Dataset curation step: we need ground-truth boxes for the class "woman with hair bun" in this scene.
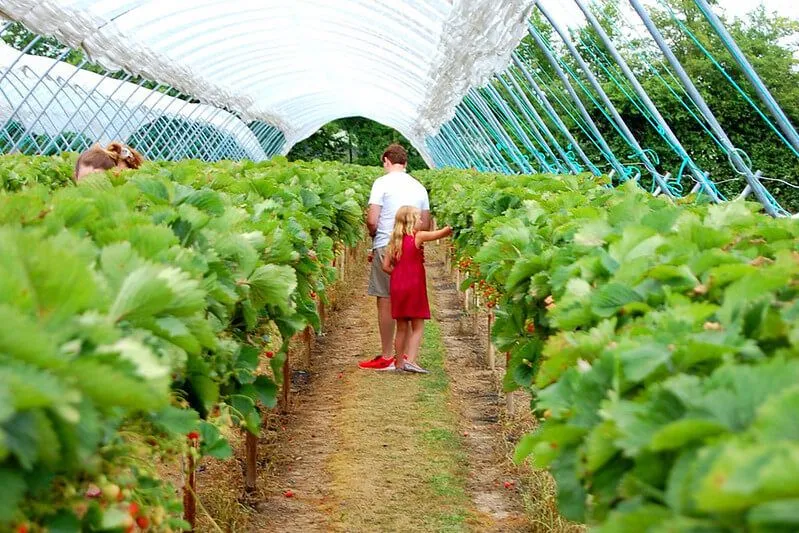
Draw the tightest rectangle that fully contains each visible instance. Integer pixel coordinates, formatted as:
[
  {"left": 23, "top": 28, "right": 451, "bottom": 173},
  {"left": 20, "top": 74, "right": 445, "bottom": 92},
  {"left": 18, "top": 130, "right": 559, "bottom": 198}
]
[{"left": 73, "top": 141, "right": 144, "bottom": 181}]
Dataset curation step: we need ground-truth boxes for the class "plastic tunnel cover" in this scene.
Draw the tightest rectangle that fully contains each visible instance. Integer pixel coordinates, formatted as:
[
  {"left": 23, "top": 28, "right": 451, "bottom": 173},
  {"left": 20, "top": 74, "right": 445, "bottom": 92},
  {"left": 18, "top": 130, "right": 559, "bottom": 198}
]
[{"left": 0, "top": 0, "right": 535, "bottom": 164}]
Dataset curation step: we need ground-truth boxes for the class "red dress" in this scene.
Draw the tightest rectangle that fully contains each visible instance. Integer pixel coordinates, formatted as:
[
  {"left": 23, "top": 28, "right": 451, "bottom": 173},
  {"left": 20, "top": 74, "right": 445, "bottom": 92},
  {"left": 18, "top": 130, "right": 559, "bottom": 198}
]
[{"left": 390, "top": 234, "right": 431, "bottom": 320}]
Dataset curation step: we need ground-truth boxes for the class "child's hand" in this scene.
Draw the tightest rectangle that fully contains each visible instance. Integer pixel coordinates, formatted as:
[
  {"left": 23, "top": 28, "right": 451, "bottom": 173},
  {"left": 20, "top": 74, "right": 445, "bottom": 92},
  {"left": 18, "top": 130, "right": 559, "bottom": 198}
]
[{"left": 443, "top": 226, "right": 453, "bottom": 237}]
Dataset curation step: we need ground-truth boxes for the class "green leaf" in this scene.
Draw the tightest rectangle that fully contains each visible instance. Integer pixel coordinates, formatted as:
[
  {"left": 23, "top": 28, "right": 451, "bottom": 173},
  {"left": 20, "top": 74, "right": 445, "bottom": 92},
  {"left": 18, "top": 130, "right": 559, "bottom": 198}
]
[
  {"left": 253, "top": 376, "right": 278, "bottom": 408},
  {"left": 71, "top": 359, "right": 167, "bottom": 411},
  {"left": 199, "top": 421, "right": 232, "bottom": 459},
  {"left": 248, "top": 264, "right": 298, "bottom": 312},
  {"left": 751, "top": 385, "right": 799, "bottom": 442},
  {"left": 597, "top": 504, "right": 672, "bottom": 533},
  {"left": 618, "top": 343, "right": 672, "bottom": 383},
  {"left": 649, "top": 419, "right": 728, "bottom": 451},
  {"left": 583, "top": 420, "right": 620, "bottom": 473},
  {"left": 0, "top": 306, "right": 61, "bottom": 369},
  {"left": 591, "top": 283, "right": 643, "bottom": 318},
  {"left": 0, "top": 467, "right": 25, "bottom": 522},
  {"left": 696, "top": 441, "right": 799, "bottom": 512},
  {"left": 44, "top": 510, "right": 82, "bottom": 533},
  {"left": 747, "top": 499, "right": 799, "bottom": 525},
  {"left": 152, "top": 406, "right": 199, "bottom": 436}
]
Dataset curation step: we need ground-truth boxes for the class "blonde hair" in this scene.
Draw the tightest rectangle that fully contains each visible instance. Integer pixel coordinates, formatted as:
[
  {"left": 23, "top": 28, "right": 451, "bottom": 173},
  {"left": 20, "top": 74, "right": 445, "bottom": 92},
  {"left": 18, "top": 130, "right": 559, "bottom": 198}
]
[
  {"left": 74, "top": 142, "right": 144, "bottom": 180},
  {"left": 388, "top": 206, "right": 421, "bottom": 261}
]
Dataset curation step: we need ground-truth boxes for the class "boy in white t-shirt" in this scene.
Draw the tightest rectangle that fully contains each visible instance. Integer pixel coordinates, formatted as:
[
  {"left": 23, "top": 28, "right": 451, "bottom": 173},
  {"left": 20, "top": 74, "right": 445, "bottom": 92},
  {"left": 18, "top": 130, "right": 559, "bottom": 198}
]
[{"left": 359, "top": 144, "right": 430, "bottom": 370}]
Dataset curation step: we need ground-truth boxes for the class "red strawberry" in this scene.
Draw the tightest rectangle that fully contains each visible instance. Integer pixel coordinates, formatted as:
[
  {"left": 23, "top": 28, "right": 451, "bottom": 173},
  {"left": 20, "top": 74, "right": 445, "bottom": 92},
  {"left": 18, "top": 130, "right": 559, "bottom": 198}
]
[
  {"left": 284, "top": 489, "right": 294, "bottom": 498},
  {"left": 136, "top": 516, "right": 149, "bottom": 529},
  {"left": 16, "top": 524, "right": 28, "bottom": 533},
  {"left": 525, "top": 321, "right": 535, "bottom": 333},
  {"left": 337, "top": 373, "right": 343, "bottom": 379},
  {"left": 128, "top": 502, "right": 140, "bottom": 517},
  {"left": 187, "top": 431, "right": 200, "bottom": 441},
  {"left": 265, "top": 351, "right": 275, "bottom": 358},
  {"left": 309, "top": 291, "right": 317, "bottom": 299},
  {"left": 503, "top": 481, "right": 514, "bottom": 489}
]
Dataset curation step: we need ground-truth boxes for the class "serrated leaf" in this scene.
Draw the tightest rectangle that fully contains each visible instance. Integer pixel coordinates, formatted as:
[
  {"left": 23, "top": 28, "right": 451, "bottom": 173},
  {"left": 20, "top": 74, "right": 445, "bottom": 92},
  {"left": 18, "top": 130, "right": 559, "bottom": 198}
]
[
  {"left": 650, "top": 419, "right": 728, "bottom": 451},
  {"left": 591, "top": 282, "right": 643, "bottom": 318},
  {"left": 199, "top": 421, "right": 232, "bottom": 459},
  {"left": 248, "top": 264, "right": 298, "bottom": 312},
  {"left": 152, "top": 406, "right": 199, "bottom": 436}
]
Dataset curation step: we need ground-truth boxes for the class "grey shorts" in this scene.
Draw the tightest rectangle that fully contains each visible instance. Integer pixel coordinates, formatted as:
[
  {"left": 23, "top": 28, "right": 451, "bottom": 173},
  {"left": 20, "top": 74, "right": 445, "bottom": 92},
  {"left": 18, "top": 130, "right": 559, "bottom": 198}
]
[{"left": 368, "top": 246, "right": 390, "bottom": 298}]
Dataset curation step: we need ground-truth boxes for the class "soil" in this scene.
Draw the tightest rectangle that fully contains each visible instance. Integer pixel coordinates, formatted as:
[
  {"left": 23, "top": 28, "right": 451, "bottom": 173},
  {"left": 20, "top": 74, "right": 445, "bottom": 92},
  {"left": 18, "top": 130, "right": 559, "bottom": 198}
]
[{"left": 194, "top": 244, "right": 535, "bottom": 532}]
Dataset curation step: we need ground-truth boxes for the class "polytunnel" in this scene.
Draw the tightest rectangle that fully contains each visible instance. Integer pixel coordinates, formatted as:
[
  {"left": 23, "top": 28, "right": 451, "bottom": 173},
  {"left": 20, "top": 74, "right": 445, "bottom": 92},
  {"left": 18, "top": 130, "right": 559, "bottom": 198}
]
[{"left": 0, "top": 0, "right": 798, "bottom": 215}]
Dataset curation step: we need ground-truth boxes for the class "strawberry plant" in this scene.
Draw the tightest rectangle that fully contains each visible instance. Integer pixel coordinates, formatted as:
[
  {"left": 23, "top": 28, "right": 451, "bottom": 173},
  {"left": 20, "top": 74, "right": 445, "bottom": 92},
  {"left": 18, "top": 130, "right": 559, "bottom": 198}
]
[
  {"left": 421, "top": 168, "right": 799, "bottom": 531},
  {"left": 0, "top": 156, "right": 379, "bottom": 529}
]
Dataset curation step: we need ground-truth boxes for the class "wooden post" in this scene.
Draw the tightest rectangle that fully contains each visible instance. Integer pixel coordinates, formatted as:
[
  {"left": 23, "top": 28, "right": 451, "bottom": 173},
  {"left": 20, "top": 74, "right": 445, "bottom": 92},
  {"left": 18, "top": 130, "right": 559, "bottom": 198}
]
[
  {"left": 244, "top": 431, "right": 258, "bottom": 493},
  {"left": 505, "top": 352, "right": 515, "bottom": 417},
  {"left": 317, "top": 300, "right": 327, "bottom": 331},
  {"left": 487, "top": 312, "right": 496, "bottom": 370},
  {"left": 472, "top": 293, "right": 479, "bottom": 336},
  {"left": 183, "top": 436, "right": 198, "bottom": 530},
  {"left": 282, "top": 351, "right": 291, "bottom": 413}
]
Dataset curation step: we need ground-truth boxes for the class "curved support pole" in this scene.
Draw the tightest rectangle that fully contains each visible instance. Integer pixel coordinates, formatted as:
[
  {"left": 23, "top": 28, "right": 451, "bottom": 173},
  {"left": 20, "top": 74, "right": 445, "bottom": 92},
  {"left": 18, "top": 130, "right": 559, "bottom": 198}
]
[
  {"left": 628, "top": 0, "right": 782, "bottom": 216},
  {"left": 498, "top": 71, "right": 576, "bottom": 174},
  {"left": 526, "top": 24, "right": 627, "bottom": 178},
  {"left": 694, "top": 0, "right": 799, "bottom": 157},
  {"left": 573, "top": 0, "right": 721, "bottom": 201},
  {"left": 537, "top": 2, "right": 674, "bottom": 197},
  {"left": 512, "top": 54, "right": 600, "bottom": 175}
]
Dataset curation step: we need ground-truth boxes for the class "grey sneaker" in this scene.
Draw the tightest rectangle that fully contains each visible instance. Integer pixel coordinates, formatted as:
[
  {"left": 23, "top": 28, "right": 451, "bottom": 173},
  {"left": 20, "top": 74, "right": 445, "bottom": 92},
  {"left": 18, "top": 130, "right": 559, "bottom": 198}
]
[{"left": 402, "top": 360, "right": 430, "bottom": 374}]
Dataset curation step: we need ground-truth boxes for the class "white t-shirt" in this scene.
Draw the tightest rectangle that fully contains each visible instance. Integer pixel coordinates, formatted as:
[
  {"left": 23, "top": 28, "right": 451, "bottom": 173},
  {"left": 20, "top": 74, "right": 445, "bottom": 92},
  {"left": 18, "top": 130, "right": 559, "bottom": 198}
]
[{"left": 368, "top": 171, "right": 430, "bottom": 249}]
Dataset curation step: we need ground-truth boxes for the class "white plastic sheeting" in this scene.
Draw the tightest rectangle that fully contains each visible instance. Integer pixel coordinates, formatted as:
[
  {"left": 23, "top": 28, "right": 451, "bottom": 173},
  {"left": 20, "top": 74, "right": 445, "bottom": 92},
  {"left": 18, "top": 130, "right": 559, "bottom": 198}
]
[
  {"left": 0, "top": 0, "right": 535, "bottom": 160},
  {"left": 0, "top": 42, "right": 269, "bottom": 159}
]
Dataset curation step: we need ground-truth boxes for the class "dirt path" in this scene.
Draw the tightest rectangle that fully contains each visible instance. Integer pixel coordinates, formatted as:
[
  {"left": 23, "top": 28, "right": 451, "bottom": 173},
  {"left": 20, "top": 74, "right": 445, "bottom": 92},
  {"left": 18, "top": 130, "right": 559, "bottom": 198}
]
[
  {"left": 200, "top": 246, "right": 530, "bottom": 532},
  {"left": 426, "top": 250, "right": 530, "bottom": 531}
]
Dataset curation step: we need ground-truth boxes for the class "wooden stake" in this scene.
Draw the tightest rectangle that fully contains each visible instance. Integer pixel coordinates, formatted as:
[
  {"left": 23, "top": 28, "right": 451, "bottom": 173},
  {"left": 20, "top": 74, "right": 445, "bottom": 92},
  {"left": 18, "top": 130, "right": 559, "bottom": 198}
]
[
  {"left": 183, "top": 436, "right": 198, "bottom": 530},
  {"left": 244, "top": 431, "right": 258, "bottom": 493},
  {"left": 505, "top": 351, "right": 515, "bottom": 417},
  {"left": 282, "top": 351, "right": 291, "bottom": 413},
  {"left": 487, "top": 312, "right": 496, "bottom": 370}
]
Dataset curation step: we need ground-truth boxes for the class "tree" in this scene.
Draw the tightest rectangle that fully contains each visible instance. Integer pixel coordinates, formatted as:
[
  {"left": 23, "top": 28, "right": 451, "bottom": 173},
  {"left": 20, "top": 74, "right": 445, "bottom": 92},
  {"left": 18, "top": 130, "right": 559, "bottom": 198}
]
[{"left": 288, "top": 118, "right": 427, "bottom": 171}]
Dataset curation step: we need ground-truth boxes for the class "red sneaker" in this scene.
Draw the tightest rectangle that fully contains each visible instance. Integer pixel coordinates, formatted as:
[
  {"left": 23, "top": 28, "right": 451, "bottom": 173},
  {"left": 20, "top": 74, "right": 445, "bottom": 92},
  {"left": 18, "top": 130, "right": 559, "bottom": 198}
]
[{"left": 358, "top": 356, "right": 396, "bottom": 371}]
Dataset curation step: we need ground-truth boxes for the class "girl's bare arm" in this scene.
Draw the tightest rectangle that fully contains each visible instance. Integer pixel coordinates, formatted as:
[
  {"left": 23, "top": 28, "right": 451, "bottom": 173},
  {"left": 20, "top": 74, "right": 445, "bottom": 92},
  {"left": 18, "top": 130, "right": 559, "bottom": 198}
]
[
  {"left": 415, "top": 226, "right": 453, "bottom": 246},
  {"left": 382, "top": 250, "right": 394, "bottom": 274}
]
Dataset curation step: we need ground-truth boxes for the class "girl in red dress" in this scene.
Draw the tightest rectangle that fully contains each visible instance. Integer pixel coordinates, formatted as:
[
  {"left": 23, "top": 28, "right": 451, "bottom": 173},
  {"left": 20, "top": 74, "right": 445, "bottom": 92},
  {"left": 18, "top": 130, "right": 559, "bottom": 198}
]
[{"left": 382, "top": 206, "right": 452, "bottom": 373}]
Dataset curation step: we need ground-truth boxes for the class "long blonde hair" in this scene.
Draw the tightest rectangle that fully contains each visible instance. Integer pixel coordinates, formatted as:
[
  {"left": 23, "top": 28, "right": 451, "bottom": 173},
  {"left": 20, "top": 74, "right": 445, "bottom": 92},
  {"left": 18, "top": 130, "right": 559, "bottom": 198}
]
[{"left": 388, "top": 206, "right": 421, "bottom": 261}]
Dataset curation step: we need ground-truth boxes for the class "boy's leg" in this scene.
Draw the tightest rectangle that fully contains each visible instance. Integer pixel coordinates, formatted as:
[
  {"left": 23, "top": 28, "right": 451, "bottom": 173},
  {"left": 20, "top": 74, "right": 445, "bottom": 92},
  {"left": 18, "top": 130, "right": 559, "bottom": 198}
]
[
  {"left": 405, "top": 319, "right": 426, "bottom": 363},
  {"left": 377, "top": 297, "right": 395, "bottom": 357},
  {"left": 366, "top": 246, "right": 394, "bottom": 358}
]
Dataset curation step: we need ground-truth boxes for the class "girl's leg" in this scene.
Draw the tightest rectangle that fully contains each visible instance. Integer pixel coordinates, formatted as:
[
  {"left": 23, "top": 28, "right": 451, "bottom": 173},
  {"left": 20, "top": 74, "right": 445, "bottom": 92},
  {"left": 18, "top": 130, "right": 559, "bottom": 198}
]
[
  {"left": 405, "top": 319, "right": 425, "bottom": 364},
  {"left": 394, "top": 319, "right": 409, "bottom": 363}
]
